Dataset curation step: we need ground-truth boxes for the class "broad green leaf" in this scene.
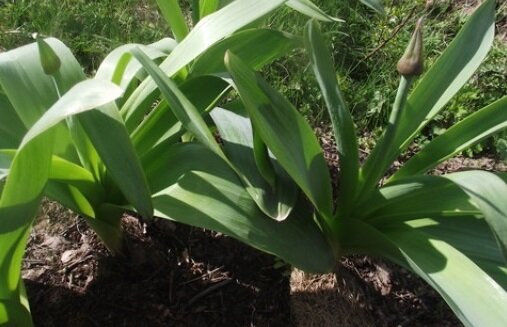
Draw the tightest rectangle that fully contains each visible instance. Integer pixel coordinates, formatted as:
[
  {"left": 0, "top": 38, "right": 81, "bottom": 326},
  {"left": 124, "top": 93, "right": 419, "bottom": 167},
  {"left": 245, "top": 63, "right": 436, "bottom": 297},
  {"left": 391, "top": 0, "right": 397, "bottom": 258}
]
[
  {"left": 0, "top": 94, "right": 24, "bottom": 149},
  {"left": 360, "top": 175, "right": 478, "bottom": 224},
  {"left": 383, "top": 226, "right": 507, "bottom": 327},
  {"left": 358, "top": 0, "right": 384, "bottom": 14},
  {"left": 225, "top": 51, "right": 333, "bottom": 218},
  {"left": 0, "top": 131, "right": 52, "bottom": 326},
  {"left": 155, "top": 0, "right": 189, "bottom": 42},
  {"left": 199, "top": 0, "right": 220, "bottom": 19},
  {"left": 305, "top": 20, "right": 359, "bottom": 217},
  {"left": 361, "top": 0, "right": 495, "bottom": 190},
  {"left": 159, "top": 0, "right": 285, "bottom": 75},
  {"left": 190, "top": 28, "right": 300, "bottom": 76},
  {"left": 445, "top": 171, "right": 507, "bottom": 263},
  {"left": 287, "top": 0, "right": 344, "bottom": 22},
  {"left": 95, "top": 39, "right": 176, "bottom": 89},
  {"left": 392, "top": 96, "right": 507, "bottom": 180},
  {"left": 406, "top": 216, "right": 507, "bottom": 289},
  {"left": 211, "top": 107, "right": 298, "bottom": 220},
  {"left": 0, "top": 38, "right": 84, "bottom": 161},
  {"left": 121, "top": 0, "right": 287, "bottom": 126},
  {"left": 0, "top": 150, "right": 102, "bottom": 207},
  {"left": 131, "top": 50, "right": 299, "bottom": 220},
  {"left": 341, "top": 218, "right": 507, "bottom": 327},
  {"left": 49, "top": 156, "right": 104, "bottom": 205},
  {"left": 20, "top": 79, "right": 124, "bottom": 149},
  {"left": 150, "top": 142, "right": 335, "bottom": 273}
]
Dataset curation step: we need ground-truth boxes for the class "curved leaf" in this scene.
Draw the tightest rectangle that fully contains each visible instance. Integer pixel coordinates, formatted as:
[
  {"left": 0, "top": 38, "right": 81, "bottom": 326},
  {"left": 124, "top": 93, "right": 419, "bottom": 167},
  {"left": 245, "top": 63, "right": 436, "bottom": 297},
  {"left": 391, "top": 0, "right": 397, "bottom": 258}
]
[
  {"left": 392, "top": 96, "right": 507, "bottom": 180},
  {"left": 95, "top": 38, "right": 176, "bottom": 89},
  {"left": 211, "top": 107, "right": 298, "bottom": 220},
  {"left": 405, "top": 216, "right": 507, "bottom": 289},
  {"left": 20, "top": 79, "right": 124, "bottom": 148},
  {"left": 383, "top": 226, "right": 507, "bottom": 327},
  {"left": 445, "top": 171, "right": 507, "bottom": 263},
  {"left": 360, "top": 175, "right": 478, "bottom": 224},
  {"left": 150, "top": 142, "right": 335, "bottom": 273}
]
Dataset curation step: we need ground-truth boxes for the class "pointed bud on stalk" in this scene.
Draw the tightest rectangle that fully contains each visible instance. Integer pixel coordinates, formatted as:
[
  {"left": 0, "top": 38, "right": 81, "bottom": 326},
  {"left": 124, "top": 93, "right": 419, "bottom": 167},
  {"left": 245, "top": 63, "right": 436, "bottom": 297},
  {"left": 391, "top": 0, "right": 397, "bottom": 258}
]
[
  {"left": 397, "top": 18, "right": 424, "bottom": 77},
  {"left": 36, "top": 34, "right": 61, "bottom": 76}
]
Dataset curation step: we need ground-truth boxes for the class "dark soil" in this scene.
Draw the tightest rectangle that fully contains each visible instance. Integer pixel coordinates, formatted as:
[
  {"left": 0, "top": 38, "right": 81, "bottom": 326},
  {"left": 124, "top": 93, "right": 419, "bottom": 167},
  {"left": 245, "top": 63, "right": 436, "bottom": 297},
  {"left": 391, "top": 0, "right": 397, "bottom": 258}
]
[{"left": 23, "top": 205, "right": 290, "bottom": 327}]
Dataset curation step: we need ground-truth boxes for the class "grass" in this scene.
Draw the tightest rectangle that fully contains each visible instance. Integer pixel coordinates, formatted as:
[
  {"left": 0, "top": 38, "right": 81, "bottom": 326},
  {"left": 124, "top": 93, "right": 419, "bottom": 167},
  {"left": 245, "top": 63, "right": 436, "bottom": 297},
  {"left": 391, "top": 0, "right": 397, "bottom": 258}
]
[
  {"left": 0, "top": 0, "right": 170, "bottom": 72},
  {"left": 1, "top": 0, "right": 505, "bottom": 157}
]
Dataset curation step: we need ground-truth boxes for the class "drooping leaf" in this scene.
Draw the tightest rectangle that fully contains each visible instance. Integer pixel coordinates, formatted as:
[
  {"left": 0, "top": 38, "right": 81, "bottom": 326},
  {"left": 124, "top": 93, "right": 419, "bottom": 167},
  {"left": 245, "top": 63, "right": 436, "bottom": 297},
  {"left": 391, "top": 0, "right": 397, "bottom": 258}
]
[
  {"left": 340, "top": 218, "right": 507, "bottom": 327},
  {"left": 445, "top": 171, "right": 507, "bottom": 263},
  {"left": 149, "top": 142, "right": 335, "bottom": 273},
  {"left": 360, "top": 175, "right": 478, "bottom": 224},
  {"left": 405, "top": 216, "right": 507, "bottom": 289},
  {"left": 95, "top": 38, "right": 176, "bottom": 89},
  {"left": 0, "top": 38, "right": 84, "bottom": 161},
  {"left": 19, "top": 79, "right": 124, "bottom": 149},
  {"left": 383, "top": 226, "right": 507, "bottom": 327}
]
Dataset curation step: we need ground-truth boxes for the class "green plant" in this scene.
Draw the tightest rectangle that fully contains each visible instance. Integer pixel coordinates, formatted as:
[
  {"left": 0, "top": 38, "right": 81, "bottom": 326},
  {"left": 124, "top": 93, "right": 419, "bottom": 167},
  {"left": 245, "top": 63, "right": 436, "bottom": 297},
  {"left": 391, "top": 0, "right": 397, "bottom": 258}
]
[
  {"left": 132, "top": 0, "right": 507, "bottom": 325},
  {"left": 212, "top": 0, "right": 506, "bottom": 325},
  {"left": 0, "top": 0, "right": 381, "bottom": 324},
  {"left": 3, "top": 0, "right": 504, "bottom": 326}
]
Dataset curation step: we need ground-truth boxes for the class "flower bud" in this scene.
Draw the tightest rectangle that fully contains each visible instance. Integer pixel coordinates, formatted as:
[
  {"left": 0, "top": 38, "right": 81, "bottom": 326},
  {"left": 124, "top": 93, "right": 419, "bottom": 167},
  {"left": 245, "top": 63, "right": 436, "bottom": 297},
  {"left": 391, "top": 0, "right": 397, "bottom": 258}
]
[
  {"left": 397, "top": 18, "right": 424, "bottom": 77},
  {"left": 36, "top": 34, "right": 61, "bottom": 76}
]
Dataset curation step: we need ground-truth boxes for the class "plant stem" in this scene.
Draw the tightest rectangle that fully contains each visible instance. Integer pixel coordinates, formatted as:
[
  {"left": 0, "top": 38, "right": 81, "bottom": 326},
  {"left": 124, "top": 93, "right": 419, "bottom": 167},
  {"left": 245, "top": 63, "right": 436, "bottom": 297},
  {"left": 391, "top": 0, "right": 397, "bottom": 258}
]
[{"left": 357, "top": 76, "right": 413, "bottom": 200}]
